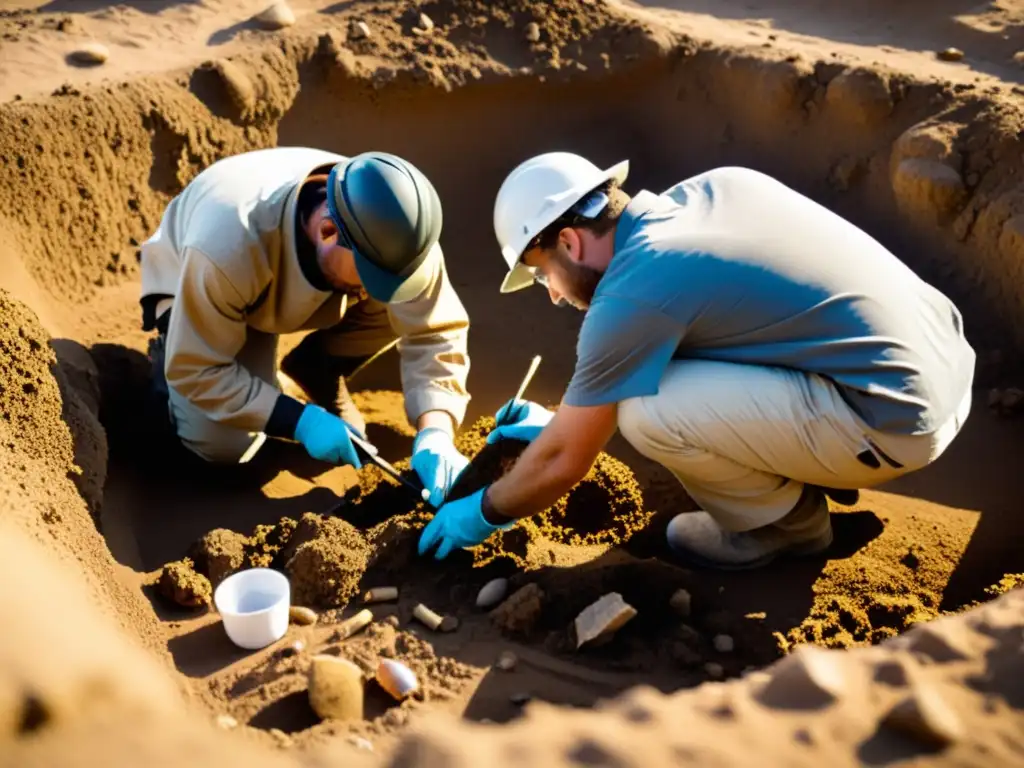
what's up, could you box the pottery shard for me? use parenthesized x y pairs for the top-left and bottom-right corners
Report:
(883, 685), (964, 748)
(255, 1), (295, 30)
(574, 593), (637, 648)
(308, 655), (364, 721)
(69, 42), (109, 65)
(892, 158), (966, 219)
(491, 584), (544, 635)
(757, 645), (847, 710)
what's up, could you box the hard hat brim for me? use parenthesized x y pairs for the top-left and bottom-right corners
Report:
(354, 244), (438, 304)
(497, 159), (629, 295)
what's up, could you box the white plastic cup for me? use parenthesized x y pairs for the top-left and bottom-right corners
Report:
(213, 567), (290, 650)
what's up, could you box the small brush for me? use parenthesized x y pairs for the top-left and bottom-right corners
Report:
(497, 354), (542, 427)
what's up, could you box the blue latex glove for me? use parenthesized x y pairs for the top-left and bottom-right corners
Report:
(411, 427), (470, 508)
(294, 404), (363, 468)
(486, 399), (555, 445)
(417, 487), (515, 560)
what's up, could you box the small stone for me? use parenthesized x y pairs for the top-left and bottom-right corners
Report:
(439, 615), (460, 633)
(255, 1), (295, 30)
(713, 634), (735, 653)
(510, 692), (531, 706)
(757, 645), (847, 710)
(574, 593), (637, 648)
(290, 606), (318, 626)
(669, 589), (692, 617)
(496, 651), (518, 671)
(347, 736), (374, 752)
(476, 578), (509, 609)
(383, 615), (400, 628)
(69, 43), (109, 65)
(216, 714), (238, 729)
(491, 584), (545, 635)
(525, 22), (541, 42)
(418, 13), (434, 31)
(349, 20), (371, 40)
(376, 659), (419, 700)
(882, 685), (964, 748)
(937, 47), (965, 62)
(704, 662), (724, 678)
(308, 655), (364, 721)
(1001, 387), (1024, 412)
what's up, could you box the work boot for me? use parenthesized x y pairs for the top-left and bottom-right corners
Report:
(279, 337), (367, 436)
(666, 486), (833, 571)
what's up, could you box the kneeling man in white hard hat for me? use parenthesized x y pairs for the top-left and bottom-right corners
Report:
(417, 151), (976, 569)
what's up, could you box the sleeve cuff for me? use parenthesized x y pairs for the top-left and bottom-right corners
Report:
(265, 394), (306, 439)
(404, 389), (469, 431)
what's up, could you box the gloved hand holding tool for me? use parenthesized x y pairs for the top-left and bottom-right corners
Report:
(419, 356), (543, 560)
(294, 403), (364, 468)
(411, 427), (470, 508)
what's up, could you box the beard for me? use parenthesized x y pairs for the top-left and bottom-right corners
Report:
(555, 252), (603, 310)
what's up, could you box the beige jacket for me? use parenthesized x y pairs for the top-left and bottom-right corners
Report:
(139, 146), (471, 435)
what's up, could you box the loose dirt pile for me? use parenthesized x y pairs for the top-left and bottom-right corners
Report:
(2, 0), (1024, 766)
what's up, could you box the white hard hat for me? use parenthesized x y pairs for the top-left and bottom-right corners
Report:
(493, 151), (629, 294)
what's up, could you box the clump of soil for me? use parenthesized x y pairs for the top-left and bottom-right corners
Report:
(287, 517), (371, 606)
(158, 558), (212, 609)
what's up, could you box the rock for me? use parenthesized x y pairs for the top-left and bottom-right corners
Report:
(376, 659), (419, 700)
(882, 685), (964, 748)
(69, 43), (109, 65)
(279, 639), (305, 658)
(290, 606), (318, 626)
(713, 634), (734, 653)
(347, 736), (374, 752)
(418, 13), (434, 31)
(308, 655), (364, 721)
(704, 662), (724, 679)
(158, 558), (212, 609)
(349, 20), (371, 40)
(825, 68), (893, 125)
(574, 593), (637, 648)
(496, 651), (518, 671)
(491, 584), (545, 635)
(669, 589), (692, 617)
(525, 22), (541, 42)
(757, 645), (847, 710)
(937, 47), (965, 62)
(255, 1), (295, 30)
(892, 158), (966, 220)
(476, 578), (509, 609)
(216, 714), (238, 729)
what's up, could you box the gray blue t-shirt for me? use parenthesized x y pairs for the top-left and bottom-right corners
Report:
(563, 167), (975, 436)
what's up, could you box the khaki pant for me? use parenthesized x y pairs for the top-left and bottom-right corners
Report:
(617, 360), (972, 532)
(151, 298), (398, 463)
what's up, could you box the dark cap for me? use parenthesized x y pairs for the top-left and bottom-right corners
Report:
(326, 151), (442, 303)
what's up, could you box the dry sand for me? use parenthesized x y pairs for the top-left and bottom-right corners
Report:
(2, 0), (1024, 765)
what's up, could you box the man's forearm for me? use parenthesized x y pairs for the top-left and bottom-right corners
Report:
(483, 437), (588, 522)
(416, 409), (456, 437)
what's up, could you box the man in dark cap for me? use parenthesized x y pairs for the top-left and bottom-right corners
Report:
(139, 146), (472, 506)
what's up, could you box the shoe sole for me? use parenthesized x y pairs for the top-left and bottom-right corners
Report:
(668, 530), (835, 572)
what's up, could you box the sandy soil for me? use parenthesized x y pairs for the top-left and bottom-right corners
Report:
(2, 0), (1024, 766)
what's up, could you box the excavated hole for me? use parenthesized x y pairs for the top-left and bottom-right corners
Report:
(89, 53), (1024, 745)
